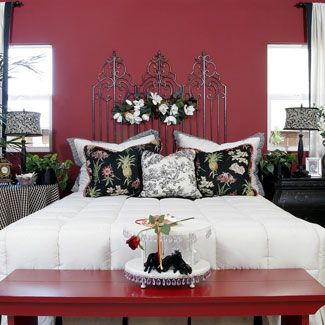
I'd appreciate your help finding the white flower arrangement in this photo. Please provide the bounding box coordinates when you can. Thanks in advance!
[113,92,197,126]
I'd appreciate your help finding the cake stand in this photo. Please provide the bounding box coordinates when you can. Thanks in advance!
[123,216,212,288]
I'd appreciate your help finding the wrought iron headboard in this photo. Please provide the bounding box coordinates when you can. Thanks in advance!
[92,51,227,152]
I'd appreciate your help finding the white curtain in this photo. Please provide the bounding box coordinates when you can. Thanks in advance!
[310,3,325,158]
[0,3,5,156]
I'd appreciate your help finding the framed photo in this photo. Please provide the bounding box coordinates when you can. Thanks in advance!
[306,157,322,178]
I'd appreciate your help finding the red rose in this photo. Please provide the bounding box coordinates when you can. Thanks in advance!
[126,235,140,250]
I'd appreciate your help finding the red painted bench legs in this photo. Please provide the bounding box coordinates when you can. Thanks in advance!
[281,315,309,325]
[8,316,37,325]
[6,315,310,325]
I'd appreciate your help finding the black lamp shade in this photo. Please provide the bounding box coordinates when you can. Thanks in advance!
[5,111,42,136]
[284,107,319,131]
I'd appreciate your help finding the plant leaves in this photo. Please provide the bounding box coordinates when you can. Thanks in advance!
[160,224,171,235]
[149,215,155,225]
[266,164,274,174]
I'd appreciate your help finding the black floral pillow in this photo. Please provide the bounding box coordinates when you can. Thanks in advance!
[195,144,257,197]
[84,141,161,197]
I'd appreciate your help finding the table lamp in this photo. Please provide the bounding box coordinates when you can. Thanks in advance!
[284,105,319,177]
[5,110,42,173]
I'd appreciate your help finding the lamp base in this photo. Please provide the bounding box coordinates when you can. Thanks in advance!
[21,137,26,174]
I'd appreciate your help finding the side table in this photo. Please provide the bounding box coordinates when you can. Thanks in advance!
[264,177,325,227]
[0,183,60,230]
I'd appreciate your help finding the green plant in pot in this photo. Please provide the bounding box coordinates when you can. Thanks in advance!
[260,150,296,180]
[26,153,73,191]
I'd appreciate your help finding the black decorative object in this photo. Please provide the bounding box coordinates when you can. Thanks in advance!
[36,168,57,186]
[144,252,160,273]
[162,250,192,275]
[284,105,319,178]
[144,251,192,275]
[92,51,227,154]
[13,1,23,7]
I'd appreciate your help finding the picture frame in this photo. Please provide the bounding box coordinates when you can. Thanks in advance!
[306,157,322,178]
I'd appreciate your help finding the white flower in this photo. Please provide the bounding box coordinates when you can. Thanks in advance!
[229,163,245,175]
[170,104,178,116]
[199,176,214,189]
[184,105,195,116]
[133,99,145,109]
[125,112,135,124]
[150,92,162,105]
[113,112,123,123]
[133,108,141,117]
[164,115,177,125]
[142,114,150,121]
[125,99,133,106]
[159,103,169,115]
[134,116,143,124]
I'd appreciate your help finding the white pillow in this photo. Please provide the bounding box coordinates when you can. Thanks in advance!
[140,149,202,199]
[74,134,155,166]
[68,134,156,193]
[174,130,265,195]
[174,131,219,152]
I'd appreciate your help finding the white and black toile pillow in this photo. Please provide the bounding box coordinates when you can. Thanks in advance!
[140,149,202,199]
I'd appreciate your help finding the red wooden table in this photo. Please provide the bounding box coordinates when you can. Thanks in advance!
[0,269,324,325]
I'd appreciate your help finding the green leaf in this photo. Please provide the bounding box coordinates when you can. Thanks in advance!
[149,215,155,225]
[160,224,171,235]
[266,165,274,174]
[159,215,164,223]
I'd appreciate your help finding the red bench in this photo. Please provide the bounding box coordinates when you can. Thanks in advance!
[0,268,324,325]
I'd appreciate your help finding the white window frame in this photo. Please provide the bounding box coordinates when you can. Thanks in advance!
[7,44,53,152]
[267,44,309,151]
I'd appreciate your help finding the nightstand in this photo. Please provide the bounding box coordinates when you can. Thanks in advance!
[0,183,60,230]
[264,177,325,227]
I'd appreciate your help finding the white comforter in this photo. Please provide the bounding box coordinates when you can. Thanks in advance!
[0,193,324,325]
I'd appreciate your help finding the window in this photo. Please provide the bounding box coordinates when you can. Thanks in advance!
[267,44,309,151]
[8,45,53,151]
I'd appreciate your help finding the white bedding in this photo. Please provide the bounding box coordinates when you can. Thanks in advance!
[0,193,324,325]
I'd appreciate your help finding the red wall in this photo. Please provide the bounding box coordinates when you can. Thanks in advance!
[6,0,320,173]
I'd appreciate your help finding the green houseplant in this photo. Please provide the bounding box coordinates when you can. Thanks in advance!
[260,150,296,200]
[260,149,296,180]
[26,153,73,191]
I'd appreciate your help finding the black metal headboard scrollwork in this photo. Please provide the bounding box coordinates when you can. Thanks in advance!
[92,51,227,153]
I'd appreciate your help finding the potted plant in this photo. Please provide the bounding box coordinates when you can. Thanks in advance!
[26,153,73,190]
[260,150,296,200]
[260,149,296,180]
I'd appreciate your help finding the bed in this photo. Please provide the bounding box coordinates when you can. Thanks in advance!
[0,51,324,325]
